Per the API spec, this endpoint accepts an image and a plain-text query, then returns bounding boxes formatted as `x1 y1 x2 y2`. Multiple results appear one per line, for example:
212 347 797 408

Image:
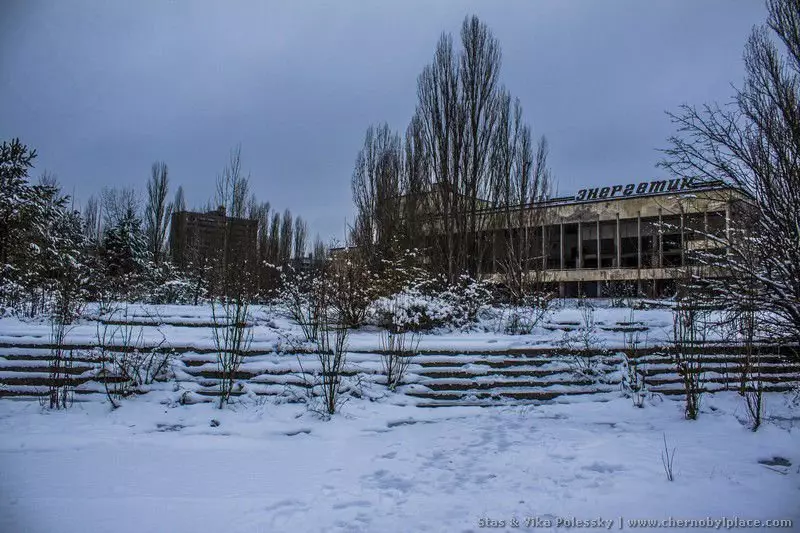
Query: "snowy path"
0 392 798 532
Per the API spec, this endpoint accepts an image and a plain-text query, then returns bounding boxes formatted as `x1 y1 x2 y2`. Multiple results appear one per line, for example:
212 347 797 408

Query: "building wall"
410 182 746 297
169 207 258 293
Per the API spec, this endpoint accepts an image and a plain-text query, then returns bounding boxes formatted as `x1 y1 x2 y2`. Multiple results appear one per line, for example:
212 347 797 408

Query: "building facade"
169 206 258 292
480 178 746 297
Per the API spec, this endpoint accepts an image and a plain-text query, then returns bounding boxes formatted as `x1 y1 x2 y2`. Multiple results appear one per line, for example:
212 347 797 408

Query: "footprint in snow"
263 499 307 512
365 469 414 493
582 461 625 474
332 500 372 510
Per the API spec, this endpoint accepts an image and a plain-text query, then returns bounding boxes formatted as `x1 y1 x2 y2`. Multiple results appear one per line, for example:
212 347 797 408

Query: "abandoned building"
169 206 258 284
481 178 746 297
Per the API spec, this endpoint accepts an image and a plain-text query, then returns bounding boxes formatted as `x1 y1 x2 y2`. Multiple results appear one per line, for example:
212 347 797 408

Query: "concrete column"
596 218 601 269
577 221 583 269
541 223 547 271
658 208 663 268
725 201 731 257
680 212 685 267
637 211 642 295
559 222 564 270
492 229 497 273
616 213 621 269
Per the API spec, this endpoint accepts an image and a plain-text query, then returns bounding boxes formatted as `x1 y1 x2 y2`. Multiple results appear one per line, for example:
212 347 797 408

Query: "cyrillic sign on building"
574 178 694 202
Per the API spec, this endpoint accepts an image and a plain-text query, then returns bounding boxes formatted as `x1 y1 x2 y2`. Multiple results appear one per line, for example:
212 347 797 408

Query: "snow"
0 300 710 353
0 391 798 533
1 300 798 531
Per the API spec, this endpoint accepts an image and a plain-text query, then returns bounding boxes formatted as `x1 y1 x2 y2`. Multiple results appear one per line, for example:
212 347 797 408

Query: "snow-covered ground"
0 300 709 353
0 390 798 533
1 301 798 531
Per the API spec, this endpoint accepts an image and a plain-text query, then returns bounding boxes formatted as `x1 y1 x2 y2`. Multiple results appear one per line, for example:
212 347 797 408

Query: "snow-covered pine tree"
101 207 148 300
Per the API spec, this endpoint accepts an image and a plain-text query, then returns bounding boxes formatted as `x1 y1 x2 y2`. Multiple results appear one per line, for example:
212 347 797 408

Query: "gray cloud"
0 0 766 242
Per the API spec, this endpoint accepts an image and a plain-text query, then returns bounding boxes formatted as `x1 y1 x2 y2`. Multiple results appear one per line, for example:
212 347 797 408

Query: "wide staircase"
1 342 798 407
403 348 800 407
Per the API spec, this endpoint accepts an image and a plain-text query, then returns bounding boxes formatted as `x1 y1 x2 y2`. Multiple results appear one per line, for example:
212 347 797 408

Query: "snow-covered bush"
373 286 455 332
279 265 326 342
328 255 376 328
373 274 494 332
444 275 494 325
142 263 198 305
375 249 430 298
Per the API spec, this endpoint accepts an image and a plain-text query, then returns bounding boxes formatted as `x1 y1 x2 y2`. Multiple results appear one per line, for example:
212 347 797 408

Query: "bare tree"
414 16 535 281
173 185 186 213
660 0 800 347
661 433 677 482
82 194 102 246
416 31 466 281
215 144 250 218
313 235 327 263
493 93 551 300
351 123 403 266
279 209 294 263
268 212 281 264
459 15 502 277
401 114 429 251
144 161 172 264
101 187 139 228
294 216 308 261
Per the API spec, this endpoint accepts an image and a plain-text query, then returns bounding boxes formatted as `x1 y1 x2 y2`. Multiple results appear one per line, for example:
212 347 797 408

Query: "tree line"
0 140 321 315
349 15 552 300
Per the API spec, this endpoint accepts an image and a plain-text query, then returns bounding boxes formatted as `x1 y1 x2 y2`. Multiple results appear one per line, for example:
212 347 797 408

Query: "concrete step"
649 382 796 395
407 386 618 402
414 356 622 369
644 373 800 387
0 374 127 386
0 364 96 375
635 354 794 366
416 366 616 379
421 376 601 391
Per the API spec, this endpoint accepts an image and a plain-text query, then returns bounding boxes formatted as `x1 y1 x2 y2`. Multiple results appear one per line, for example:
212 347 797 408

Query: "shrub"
672 299 708 420
502 293 552 335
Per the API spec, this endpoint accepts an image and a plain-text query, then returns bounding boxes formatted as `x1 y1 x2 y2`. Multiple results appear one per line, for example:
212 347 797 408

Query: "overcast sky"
0 1 767 243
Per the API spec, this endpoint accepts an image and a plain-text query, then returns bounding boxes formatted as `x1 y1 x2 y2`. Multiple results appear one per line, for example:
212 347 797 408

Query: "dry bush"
379 299 421 391
503 293 552 335
561 302 605 378
661 433 677 482
96 305 172 409
328 255 376 329
621 310 648 408
212 297 253 408
280 266 325 342
44 274 85 410
672 298 708 420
